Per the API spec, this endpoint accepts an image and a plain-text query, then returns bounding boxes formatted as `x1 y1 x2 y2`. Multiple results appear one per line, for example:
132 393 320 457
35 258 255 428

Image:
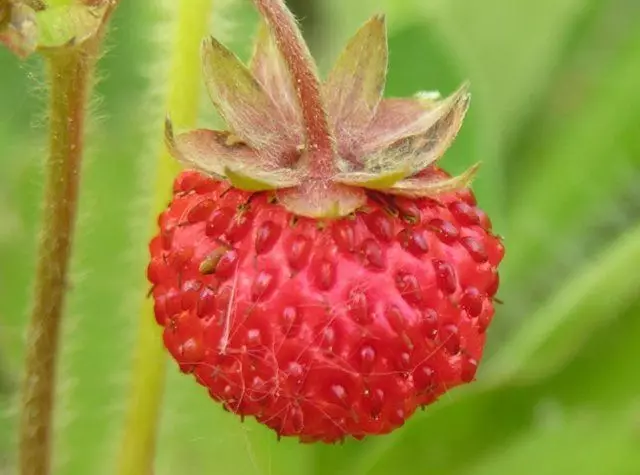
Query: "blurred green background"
1 0 640 474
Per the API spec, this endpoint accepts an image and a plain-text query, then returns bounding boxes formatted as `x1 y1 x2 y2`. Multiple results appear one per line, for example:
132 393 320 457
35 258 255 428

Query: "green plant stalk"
17 7 118 473
116 1 214 474
18 51 87 475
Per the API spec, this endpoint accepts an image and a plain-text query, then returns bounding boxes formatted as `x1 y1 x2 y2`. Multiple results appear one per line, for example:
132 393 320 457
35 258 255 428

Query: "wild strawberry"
148 0 504 442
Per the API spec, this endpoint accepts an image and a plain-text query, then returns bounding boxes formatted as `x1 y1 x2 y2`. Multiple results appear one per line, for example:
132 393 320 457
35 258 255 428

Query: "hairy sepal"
334 165 411 190
361 96 437 152
166 117 302 191
250 20 303 141
387 163 480 198
224 165 302 191
361 83 471 174
165 117 252 179
201 36 297 164
324 15 388 155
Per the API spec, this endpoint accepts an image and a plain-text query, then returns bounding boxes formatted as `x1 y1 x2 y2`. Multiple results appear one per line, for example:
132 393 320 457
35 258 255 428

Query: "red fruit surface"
148 170 504 443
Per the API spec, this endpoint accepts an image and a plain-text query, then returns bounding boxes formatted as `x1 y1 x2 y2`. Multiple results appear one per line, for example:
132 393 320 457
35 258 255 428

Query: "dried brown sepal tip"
167 0 476 218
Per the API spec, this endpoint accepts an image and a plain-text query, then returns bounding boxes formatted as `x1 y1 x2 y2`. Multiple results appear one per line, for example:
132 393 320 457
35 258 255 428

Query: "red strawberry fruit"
147 0 504 443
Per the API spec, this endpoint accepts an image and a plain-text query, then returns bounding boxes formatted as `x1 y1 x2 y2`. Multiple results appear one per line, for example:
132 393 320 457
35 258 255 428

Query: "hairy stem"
17 54 84 475
254 0 334 177
17 6 118 473
116 2 213 474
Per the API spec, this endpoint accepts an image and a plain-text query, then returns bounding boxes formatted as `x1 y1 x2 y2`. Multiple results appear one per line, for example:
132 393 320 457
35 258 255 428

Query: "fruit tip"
201 35 210 50
371 13 386 25
464 162 482 185
201 35 222 57
458 80 472 100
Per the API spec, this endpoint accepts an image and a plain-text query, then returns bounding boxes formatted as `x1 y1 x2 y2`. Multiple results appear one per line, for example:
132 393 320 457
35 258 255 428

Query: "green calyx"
165 0 477 218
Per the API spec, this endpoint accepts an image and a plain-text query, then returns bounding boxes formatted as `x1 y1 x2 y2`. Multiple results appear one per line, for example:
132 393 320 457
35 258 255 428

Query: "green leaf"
498 16 640 336
543 299 640 410
427 0 589 140
486 222 640 382
466 408 640 475
501 0 639 183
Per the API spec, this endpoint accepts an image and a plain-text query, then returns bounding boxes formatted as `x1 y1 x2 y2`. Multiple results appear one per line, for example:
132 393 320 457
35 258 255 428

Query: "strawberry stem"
253 0 335 178
17 6 118 474
116 2 214 474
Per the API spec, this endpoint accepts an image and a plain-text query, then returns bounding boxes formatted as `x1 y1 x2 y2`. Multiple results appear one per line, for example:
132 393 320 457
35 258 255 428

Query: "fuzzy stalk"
254 0 334 177
17 5 118 473
116 2 214 474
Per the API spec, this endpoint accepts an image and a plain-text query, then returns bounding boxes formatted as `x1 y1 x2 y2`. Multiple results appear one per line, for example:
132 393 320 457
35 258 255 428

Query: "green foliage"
1 0 639 474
